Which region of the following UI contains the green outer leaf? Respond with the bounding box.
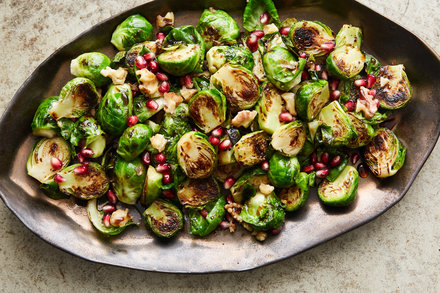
[133,96,164,123]
[267,152,300,188]
[40,179,69,200]
[70,52,111,87]
[243,0,281,32]
[189,195,226,237]
[112,156,146,204]
[117,124,153,161]
[364,53,381,75]
[31,96,60,138]
[111,14,153,50]
[70,116,104,148]
[326,155,348,182]
[57,118,75,141]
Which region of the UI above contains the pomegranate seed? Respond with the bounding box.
[219,139,232,152]
[354,78,367,87]
[127,115,138,127]
[102,204,116,213]
[219,221,230,229]
[156,163,171,173]
[316,168,330,178]
[279,112,294,122]
[246,34,258,52]
[162,173,173,185]
[148,60,159,73]
[181,75,193,88]
[330,79,340,91]
[351,153,360,164]
[145,99,159,111]
[344,100,356,112]
[280,26,290,35]
[53,174,65,183]
[366,74,376,88]
[320,41,335,53]
[51,157,63,170]
[73,165,88,176]
[314,162,327,170]
[315,64,322,71]
[135,55,147,69]
[211,127,224,137]
[103,214,111,228]
[302,165,315,173]
[107,190,117,204]
[142,152,151,166]
[224,177,236,190]
[301,71,309,81]
[156,72,168,81]
[331,90,341,100]
[158,81,170,93]
[260,160,270,171]
[226,194,234,204]
[321,70,328,80]
[143,52,156,61]
[299,52,307,59]
[260,12,270,24]
[209,136,220,146]
[253,30,265,38]
[80,148,94,158]
[311,153,318,164]
[330,155,341,167]
[358,163,368,178]
[162,190,175,199]
[271,226,283,235]
[156,32,165,41]
[321,152,330,164]
[81,161,89,166]
[200,209,209,218]
[77,153,85,163]
[154,153,166,164]
[369,89,376,96]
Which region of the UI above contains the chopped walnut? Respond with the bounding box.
[255,231,268,242]
[252,51,266,82]
[144,40,161,54]
[259,184,274,195]
[180,87,198,101]
[100,66,128,85]
[110,209,132,227]
[225,203,243,223]
[136,69,160,98]
[356,86,379,119]
[231,110,257,128]
[263,23,279,35]
[150,134,167,153]
[156,12,174,30]
[281,92,296,116]
[163,92,183,114]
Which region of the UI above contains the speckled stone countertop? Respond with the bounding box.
[1,0,439,291]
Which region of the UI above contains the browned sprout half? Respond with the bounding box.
[177,177,220,208]
[233,131,268,166]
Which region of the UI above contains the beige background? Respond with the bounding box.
[1,0,439,291]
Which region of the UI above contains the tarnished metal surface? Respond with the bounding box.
[0,0,439,273]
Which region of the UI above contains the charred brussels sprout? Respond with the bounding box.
[271,121,307,157]
[57,163,109,200]
[111,14,154,50]
[189,89,227,133]
[196,9,240,50]
[289,21,334,57]
[346,112,374,148]
[242,0,281,32]
[140,165,163,206]
[70,52,111,87]
[230,168,270,203]
[263,46,306,91]
[373,65,412,109]
[189,195,226,237]
[318,165,359,206]
[177,177,219,208]
[31,96,60,138]
[133,96,164,123]
[177,131,217,179]
[87,199,135,235]
[233,131,268,166]
[319,101,356,146]
[117,124,153,161]
[211,63,260,112]
[96,84,132,136]
[70,116,106,158]
[364,128,406,178]
[279,184,308,212]
[206,46,254,73]
[268,152,300,188]
[334,24,363,48]
[49,78,99,120]
[112,156,146,204]
[143,199,184,238]
[256,82,283,134]
[27,137,71,183]
[295,80,330,121]
[326,46,365,79]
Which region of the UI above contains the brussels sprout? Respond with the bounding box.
[96,83,133,136]
[267,152,300,188]
[112,156,146,204]
[213,163,244,182]
[111,14,154,51]
[57,118,75,141]
[373,65,412,109]
[279,184,308,212]
[140,165,163,206]
[257,33,287,56]
[295,80,330,121]
[211,63,260,112]
[189,194,226,237]
[116,124,153,161]
[319,101,356,146]
[133,96,165,123]
[177,177,219,208]
[364,53,381,75]
[196,9,240,50]
[143,199,183,238]
[230,168,269,203]
[271,121,307,157]
[240,190,285,231]
[233,131,268,166]
[289,21,334,57]
[364,128,406,178]
[326,46,365,79]
[256,82,283,134]
[189,89,227,133]
[87,199,136,236]
[70,52,111,87]
[263,46,306,91]
[31,96,60,138]
[57,162,109,200]
[334,25,363,48]
[27,137,71,184]
[40,179,69,200]
[346,112,375,148]
[242,0,281,32]
[177,131,217,179]
[206,46,254,73]
[70,116,106,158]
[318,165,359,206]
[49,77,99,120]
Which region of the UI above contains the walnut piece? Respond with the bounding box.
[356,86,379,119]
[136,69,160,98]
[163,92,183,114]
[180,87,198,101]
[150,134,167,153]
[281,92,296,116]
[231,110,257,128]
[259,184,274,195]
[100,67,128,85]
[156,12,174,30]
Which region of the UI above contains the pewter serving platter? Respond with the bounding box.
[1,0,439,273]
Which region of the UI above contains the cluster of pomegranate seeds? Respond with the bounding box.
[302,151,343,178]
[279,112,294,122]
[224,177,236,190]
[127,115,139,127]
[146,99,159,111]
[51,157,63,171]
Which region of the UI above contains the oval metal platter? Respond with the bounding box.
[0,0,439,273]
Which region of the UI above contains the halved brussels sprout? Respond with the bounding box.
[70,116,106,158]
[213,163,244,182]
[279,184,308,212]
[49,77,99,120]
[346,112,375,148]
[57,162,109,200]
[289,21,334,57]
[143,199,183,238]
[157,44,203,76]
[318,165,359,206]
[96,83,133,136]
[256,82,283,134]
[230,168,269,203]
[233,131,268,166]
[196,9,240,50]
[31,96,60,138]
[210,63,260,112]
[271,121,307,157]
[112,156,146,204]
[40,179,69,200]
[240,190,285,231]
[267,152,300,188]
[373,65,412,109]
[319,101,356,146]
[334,24,363,48]
[263,46,306,91]
[111,14,154,51]
[27,137,71,184]
[140,165,163,206]
[295,80,330,121]
[326,46,365,79]
[206,46,254,73]
[189,194,226,237]
[177,131,217,179]
[133,96,164,123]
[117,124,153,161]
[177,177,219,208]
[189,89,227,133]
[70,52,111,87]
[242,0,281,32]
[364,128,406,178]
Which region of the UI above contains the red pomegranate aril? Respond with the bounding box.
[200,209,209,218]
[135,55,147,69]
[162,190,175,199]
[162,173,173,185]
[311,152,318,164]
[127,115,138,127]
[366,74,376,88]
[148,60,159,73]
[315,64,322,71]
[73,165,88,176]
[299,52,307,59]
[156,32,165,41]
[156,163,171,173]
[209,136,220,146]
[246,34,258,52]
[316,168,330,178]
[154,153,166,164]
[279,112,294,122]
[81,161,89,166]
[219,221,230,229]
[302,165,315,173]
[331,90,341,101]
[219,139,232,152]
[77,153,85,163]
[102,204,116,213]
[321,152,330,164]
[280,26,290,35]
[51,157,63,170]
[53,174,65,183]
[301,71,309,81]
[358,163,368,178]
[260,160,270,171]
[142,152,151,166]
[181,75,193,88]
[260,12,270,24]
[330,155,342,167]
[103,214,111,228]
[321,70,328,80]
[226,193,234,204]
[224,177,236,190]
[156,72,168,81]
[351,153,360,164]
[80,148,94,158]
[330,79,340,91]
[107,190,117,204]
[321,41,335,52]
[314,162,327,170]
[253,30,265,38]
[211,127,224,137]
[271,226,283,235]
[146,99,159,111]
[158,81,170,94]
[143,52,156,61]
[354,78,367,87]
[344,100,356,112]
[369,89,376,96]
